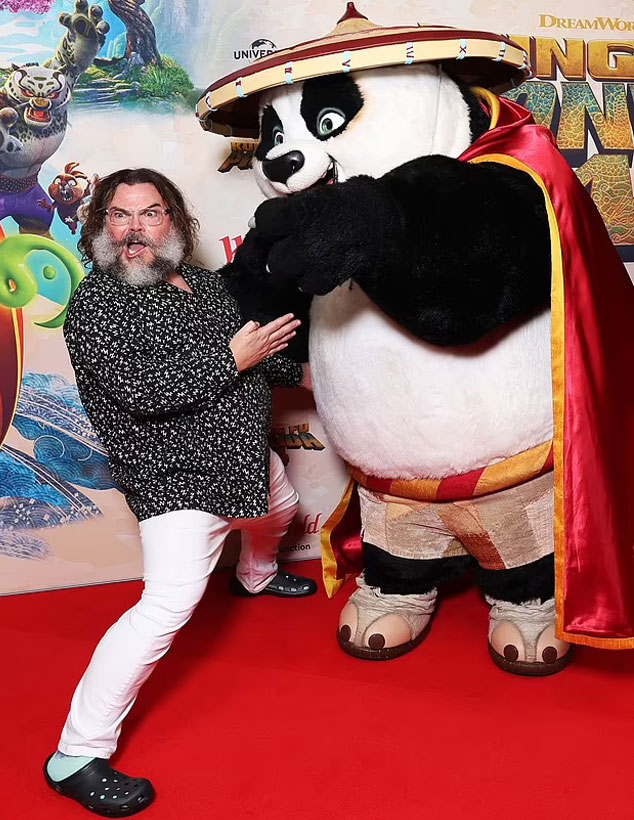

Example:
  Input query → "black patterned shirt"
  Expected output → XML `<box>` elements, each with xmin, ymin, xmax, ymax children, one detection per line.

<box><xmin>63</xmin><ymin>262</ymin><xmax>302</xmax><ymax>521</ymax></box>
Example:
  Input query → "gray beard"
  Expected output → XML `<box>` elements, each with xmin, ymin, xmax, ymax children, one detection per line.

<box><xmin>92</xmin><ymin>226</ymin><xmax>186</xmax><ymax>287</ymax></box>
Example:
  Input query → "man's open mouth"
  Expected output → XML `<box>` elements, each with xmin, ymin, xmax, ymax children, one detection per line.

<box><xmin>124</xmin><ymin>241</ymin><xmax>149</xmax><ymax>259</ymax></box>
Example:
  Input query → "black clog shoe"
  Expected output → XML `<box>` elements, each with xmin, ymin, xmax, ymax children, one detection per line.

<box><xmin>43</xmin><ymin>755</ymin><xmax>155</xmax><ymax>817</ymax></box>
<box><xmin>230</xmin><ymin>571</ymin><xmax>318</xmax><ymax>598</ymax></box>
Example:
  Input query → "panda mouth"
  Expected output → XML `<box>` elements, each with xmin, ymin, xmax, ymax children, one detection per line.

<box><xmin>310</xmin><ymin>161</ymin><xmax>338</xmax><ymax>189</ymax></box>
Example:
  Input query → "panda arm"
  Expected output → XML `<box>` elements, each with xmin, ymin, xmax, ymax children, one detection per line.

<box><xmin>354</xmin><ymin>155</ymin><xmax>552</xmax><ymax>345</ymax></box>
<box><xmin>255</xmin><ymin>155</ymin><xmax>551</xmax><ymax>346</ymax></box>
<box><xmin>220</xmin><ymin>229</ymin><xmax>312</xmax><ymax>362</ymax></box>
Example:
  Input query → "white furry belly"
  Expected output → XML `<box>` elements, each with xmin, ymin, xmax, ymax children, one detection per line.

<box><xmin>309</xmin><ymin>283</ymin><xmax>553</xmax><ymax>479</ymax></box>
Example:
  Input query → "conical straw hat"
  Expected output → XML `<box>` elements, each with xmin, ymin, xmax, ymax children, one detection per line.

<box><xmin>197</xmin><ymin>2</ymin><xmax>530</xmax><ymax>137</ymax></box>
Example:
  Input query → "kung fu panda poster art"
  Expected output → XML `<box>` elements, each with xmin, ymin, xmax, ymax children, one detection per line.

<box><xmin>199</xmin><ymin>4</ymin><xmax>634</xmax><ymax>674</ymax></box>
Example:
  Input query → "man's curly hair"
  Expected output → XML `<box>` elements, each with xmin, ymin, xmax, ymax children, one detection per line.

<box><xmin>78</xmin><ymin>168</ymin><xmax>200</xmax><ymax>266</ymax></box>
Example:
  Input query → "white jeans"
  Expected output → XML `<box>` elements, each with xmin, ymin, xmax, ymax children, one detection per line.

<box><xmin>58</xmin><ymin>450</ymin><xmax>298</xmax><ymax>758</ymax></box>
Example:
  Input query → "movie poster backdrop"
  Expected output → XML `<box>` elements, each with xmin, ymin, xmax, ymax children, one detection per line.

<box><xmin>0</xmin><ymin>0</ymin><xmax>632</xmax><ymax>593</ymax></box>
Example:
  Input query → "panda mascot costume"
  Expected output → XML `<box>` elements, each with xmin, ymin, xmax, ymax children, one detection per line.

<box><xmin>198</xmin><ymin>4</ymin><xmax>634</xmax><ymax>674</ymax></box>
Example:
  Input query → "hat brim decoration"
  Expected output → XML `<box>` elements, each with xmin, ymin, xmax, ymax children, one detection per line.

<box><xmin>197</xmin><ymin>2</ymin><xmax>531</xmax><ymax>138</ymax></box>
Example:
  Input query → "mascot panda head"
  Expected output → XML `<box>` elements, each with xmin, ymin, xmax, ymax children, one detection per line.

<box><xmin>198</xmin><ymin>3</ymin><xmax>529</xmax><ymax>180</ymax></box>
<box><xmin>252</xmin><ymin>65</ymin><xmax>486</xmax><ymax>198</ymax></box>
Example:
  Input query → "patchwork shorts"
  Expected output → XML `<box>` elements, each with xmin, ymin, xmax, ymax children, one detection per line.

<box><xmin>358</xmin><ymin>470</ymin><xmax>554</xmax><ymax>571</ymax></box>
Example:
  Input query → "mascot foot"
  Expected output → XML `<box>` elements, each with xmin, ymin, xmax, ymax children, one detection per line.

<box><xmin>337</xmin><ymin>574</ymin><xmax>437</xmax><ymax>661</ymax></box>
<box><xmin>487</xmin><ymin>596</ymin><xmax>571</xmax><ymax>676</ymax></box>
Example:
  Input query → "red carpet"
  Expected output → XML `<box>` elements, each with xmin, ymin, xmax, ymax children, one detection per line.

<box><xmin>3</xmin><ymin>559</ymin><xmax>634</xmax><ymax>820</ymax></box>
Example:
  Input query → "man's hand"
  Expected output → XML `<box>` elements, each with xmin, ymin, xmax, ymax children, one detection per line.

<box><xmin>229</xmin><ymin>313</ymin><xmax>300</xmax><ymax>373</ymax></box>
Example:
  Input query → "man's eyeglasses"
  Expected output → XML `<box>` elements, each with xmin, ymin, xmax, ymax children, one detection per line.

<box><xmin>105</xmin><ymin>207</ymin><xmax>171</xmax><ymax>227</ymax></box>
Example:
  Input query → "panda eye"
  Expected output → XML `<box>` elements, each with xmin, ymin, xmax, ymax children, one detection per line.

<box><xmin>272</xmin><ymin>126</ymin><xmax>284</xmax><ymax>146</ymax></box>
<box><xmin>317</xmin><ymin>108</ymin><xmax>346</xmax><ymax>137</ymax></box>
<box><xmin>22</xmin><ymin>88</ymin><xmax>34</xmax><ymax>97</ymax></box>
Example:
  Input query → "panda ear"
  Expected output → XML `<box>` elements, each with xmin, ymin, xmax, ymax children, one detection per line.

<box><xmin>11</xmin><ymin>63</ymin><xmax>21</xmax><ymax>71</ymax></box>
<box><xmin>458</xmin><ymin>84</ymin><xmax>491</xmax><ymax>143</ymax></box>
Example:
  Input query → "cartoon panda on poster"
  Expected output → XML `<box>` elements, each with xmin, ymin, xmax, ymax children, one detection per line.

<box><xmin>199</xmin><ymin>4</ymin><xmax>634</xmax><ymax>673</ymax></box>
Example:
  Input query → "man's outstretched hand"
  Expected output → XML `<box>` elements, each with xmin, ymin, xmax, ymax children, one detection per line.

<box><xmin>229</xmin><ymin>313</ymin><xmax>300</xmax><ymax>372</ymax></box>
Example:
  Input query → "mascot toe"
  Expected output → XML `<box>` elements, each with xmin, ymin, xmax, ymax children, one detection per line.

<box><xmin>200</xmin><ymin>3</ymin><xmax>634</xmax><ymax>674</ymax></box>
<box><xmin>338</xmin><ymin>575</ymin><xmax>437</xmax><ymax>660</ymax></box>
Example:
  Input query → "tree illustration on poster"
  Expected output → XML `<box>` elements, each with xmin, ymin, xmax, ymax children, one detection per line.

<box><xmin>107</xmin><ymin>0</ymin><xmax>161</xmax><ymax>68</ymax></box>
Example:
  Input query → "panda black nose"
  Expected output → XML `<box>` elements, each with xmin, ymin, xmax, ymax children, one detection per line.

<box><xmin>262</xmin><ymin>151</ymin><xmax>305</xmax><ymax>184</ymax></box>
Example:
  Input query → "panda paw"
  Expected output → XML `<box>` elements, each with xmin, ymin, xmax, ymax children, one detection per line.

<box><xmin>251</xmin><ymin>179</ymin><xmax>385</xmax><ymax>295</ymax></box>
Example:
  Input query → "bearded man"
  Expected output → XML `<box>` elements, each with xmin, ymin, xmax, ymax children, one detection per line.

<box><xmin>43</xmin><ymin>168</ymin><xmax>315</xmax><ymax>816</ymax></box>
